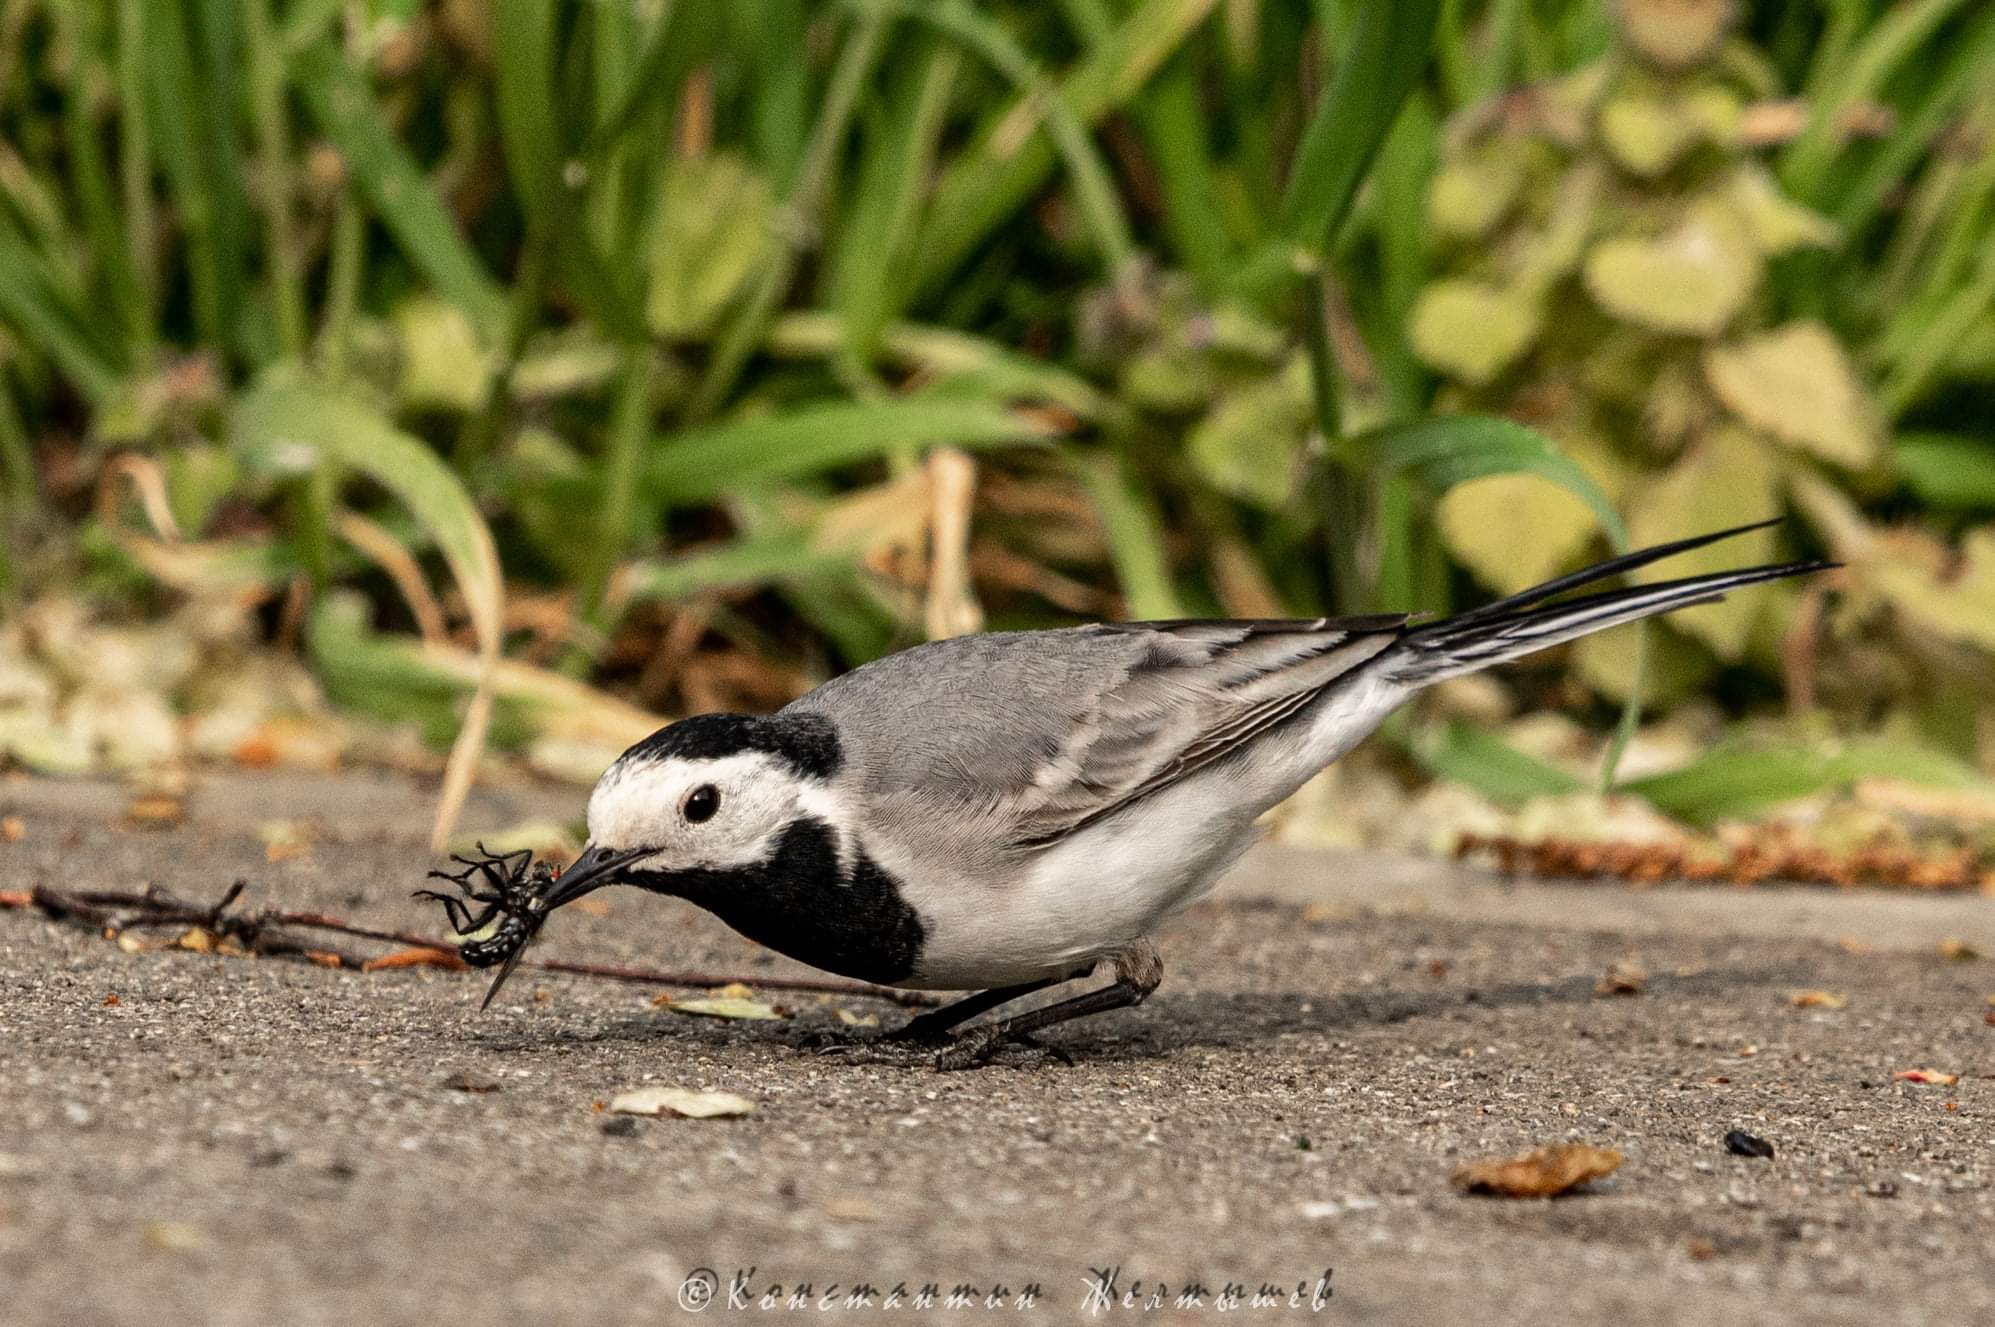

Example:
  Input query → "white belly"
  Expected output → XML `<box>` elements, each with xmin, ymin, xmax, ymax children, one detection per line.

<box><xmin>902</xmin><ymin>669</ymin><xmax>1405</xmax><ymax>990</ymax></box>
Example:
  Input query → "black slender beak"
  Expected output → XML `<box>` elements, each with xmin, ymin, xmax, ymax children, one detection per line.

<box><xmin>537</xmin><ymin>842</ymin><xmax>647</xmax><ymax>912</ymax></box>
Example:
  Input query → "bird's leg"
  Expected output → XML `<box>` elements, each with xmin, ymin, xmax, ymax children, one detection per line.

<box><xmin>887</xmin><ymin>978</ymin><xmax>1060</xmax><ymax>1043</ymax></box>
<box><xmin>936</xmin><ymin>941</ymin><xmax>1163</xmax><ymax>1071</ymax></box>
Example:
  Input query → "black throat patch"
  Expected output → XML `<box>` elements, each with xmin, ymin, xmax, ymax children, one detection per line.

<box><xmin>627</xmin><ymin>817</ymin><xmax>925</xmax><ymax>986</ymax></box>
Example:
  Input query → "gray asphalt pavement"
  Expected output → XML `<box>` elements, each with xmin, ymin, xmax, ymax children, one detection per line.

<box><xmin>2</xmin><ymin>773</ymin><xmax>1991</xmax><ymax>1326</ymax></box>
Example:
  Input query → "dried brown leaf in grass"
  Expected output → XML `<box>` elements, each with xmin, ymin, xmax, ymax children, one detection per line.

<box><xmin>1453</xmin><ymin>1142</ymin><xmax>1624</xmax><ymax>1198</ymax></box>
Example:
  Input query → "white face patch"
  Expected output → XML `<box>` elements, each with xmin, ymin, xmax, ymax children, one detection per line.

<box><xmin>585</xmin><ymin>750</ymin><xmax>850</xmax><ymax>876</ymax></box>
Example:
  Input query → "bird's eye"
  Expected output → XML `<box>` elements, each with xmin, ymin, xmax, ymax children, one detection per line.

<box><xmin>683</xmin><ymin>784</ymin><xmax>721</xmax><ymax>824</ymax></box>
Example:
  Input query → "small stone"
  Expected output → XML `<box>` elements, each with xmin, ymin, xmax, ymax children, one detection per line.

<box><xmin>1724</xmin><ymin>1130</ymin><xmax>1774</xmax><ymax>1159</ymax></box>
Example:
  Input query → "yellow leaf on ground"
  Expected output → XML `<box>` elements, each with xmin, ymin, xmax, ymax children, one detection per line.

<box><xmin>668</xmin><ymin>997</ymin><xmax>784</xmax><ymax>1021</ymax></box>
<box><xmin>1892</xmin><ymin>1068</ymin><xmax>1959</xmax><ymax>1086</ymax></box>
<box><xmin>361</xmin><ymin>947</ymin><xmax>466</xmax><ymax>973</ymax></box>
<box><xmin>608</xmin><ymin>1087</ymin><xmax>755</xmax><ymax>1119</ymax></box>
<box><xmin>1453</xmin><ymin>1142</ymin><xmax>1624</xmax><ymax>1197</ymax></box>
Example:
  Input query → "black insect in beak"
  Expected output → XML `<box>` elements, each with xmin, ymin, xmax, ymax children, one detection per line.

<box><xmin>416</xmin><ymin>842</ymin><xmax>646</xmax><ymax>1009</ymax></box>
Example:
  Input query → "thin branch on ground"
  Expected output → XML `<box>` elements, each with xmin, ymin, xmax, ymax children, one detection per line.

<box><xmin>2</xmin><ymin>880</ymin><xmax>940</xmax><ymax>1007</ymax></box>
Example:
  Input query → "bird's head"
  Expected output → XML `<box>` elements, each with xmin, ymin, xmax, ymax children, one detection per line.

<box><xmin>539</xmin><ymin>711</ymin><xmax>844</xmax><ymax>911</ymax></box>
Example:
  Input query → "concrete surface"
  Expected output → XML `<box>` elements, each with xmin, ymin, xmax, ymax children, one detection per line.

<box><xmin>2</xmin><ymin>771</ymin><xmax>1991</xmax><ymax>1325</ymax></box>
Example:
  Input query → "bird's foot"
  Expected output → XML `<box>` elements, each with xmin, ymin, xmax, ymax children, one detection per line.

<box><xmin>934</xmin><ymin>1029</ymin><xmax>1073</xmax><ymax>1071</ymax></box>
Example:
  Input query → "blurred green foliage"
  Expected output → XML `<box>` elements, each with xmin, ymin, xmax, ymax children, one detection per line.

<box><xmin>0</xmin><ymin>0</ymin><xmax>1992</xmax><ymax>803</ymax></box>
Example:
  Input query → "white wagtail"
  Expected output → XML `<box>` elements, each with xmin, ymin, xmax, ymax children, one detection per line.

<box><xmin>505</xmin><ymin>521</ymin><xmax>1827</xmax><ymax>1067</ymax></box>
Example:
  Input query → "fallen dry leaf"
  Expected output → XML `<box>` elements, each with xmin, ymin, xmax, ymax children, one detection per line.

<box><xmin>607</xmin><ymin>1087</ymin><xmax>755</xmax><ymax>1119</ymax></box>
<box><xmin>1</xmin><ymin>816</ymin><xmax>22</xmax><ymax>842</ymax></box>
<box><xmin>1939</xmin><ymin>938</ymin><xmax>1981</xmax><ymax>962</ymax></box>
<box><xmin>1790</xmin><ymin>989</ymin><xmax>1848</xmax><ymax>1009</ymax></box>
<box><xmin>102</xmin><ymin>993</ymin><xmax>120</xmax><ymax>1007</ymax></box>
<box><xmin>1595</xmin><ymin>962</ymin><xmax>1648</xmax><ymax>996</ymax></box>
<box><xmin>124</xmin><ymin>795</ymin><xmax>185</xmax><ymax>826</ymax></box>
<box><xmin>361</xmin><ymin>946</ymin><xmax>466</xmax><ymax>973</ymax></box>
<box><xmin>836</xmin><ymin>1008</ymin><xmax>881</xmax><ymax>1028</ymax></box>
<box><xmin>1453</xmin><ymin>1142</ymin><xmax>1624</xmax><ymax>1198</ymax></box>
<box><xmin>0</xmin><ymin>890</ymin><xmax>29</xmax><ymax>909</ymax></box>
<box><xmin>668</xmin><ymin>996</ymin><xmax>783</xmax><ymax>1021</ymax></box>
<box><xmin>1892</xmin><ymin>1068</ymin><xmax>1960</xmax><ymax>1086</ymax></box>
<box><xmin>142</xmin><ymin>1220</ymin><xmax>209</xmax><ymax>1253</ymax></box>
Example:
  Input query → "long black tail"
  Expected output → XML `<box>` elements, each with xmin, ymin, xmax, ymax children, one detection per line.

<box><xmin>1389</xmin><ymin>520</ymin><xmax>1834</xmax><ymax>685</ymax></box>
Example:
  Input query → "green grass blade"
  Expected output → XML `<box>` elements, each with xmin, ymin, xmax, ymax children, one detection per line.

<box><xmin>913</xmin><ymin>0</ymin><xmax>1217</xmax><ymax>300</ymax></box>
<box><xmin>877</xmin><ymin>0</ymin><xmax>1136</xmax><ymax>276</ymax></box>
<box><xmin>1894</xmin><ymin>433</ymin><xmax>1995</xmax><ymax>510</ymax></box>
<box><xmin>1074</xmin><ymin>451</ymin><xmax>1186</xmax><ymax>619</ymax></box>
<box><xmin>1277</xmin><ymin>0</ymin><xmax>1441</xmax><ymax>252</ymax></box>
<box><xmin>0</xmin><ymin>226</ymin><xmax>124</xmax><ymax>404</ymax></box>
<box><xmin>1349</xmin><ymin>415</ymin><xmax>1629</xmax><ymax>552</ymax></box>
<box><xmin>1406</xmin><ymin>719</ymin><xmax>1585</xmax><ymax>805</ymax></box>
<box><xmin>294</xmin><ymin>44</ymin><xmax>509</xmax><ymax>343</ymax></box>
<box><xmin>649</xmin><ymin>398</ymin><xmax>1058</xmax><ymax>502</ymax></box>
<box><xmin>621</xmin><ymin>534</ymin><xmax>859</xmax><ymax>604</ymax></box>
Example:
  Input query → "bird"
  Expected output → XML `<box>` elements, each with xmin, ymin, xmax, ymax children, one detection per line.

<box><xmin>523</xmin><ymin>520</ymin><xmax>1829</xmax><ymax>1068</ymax></box>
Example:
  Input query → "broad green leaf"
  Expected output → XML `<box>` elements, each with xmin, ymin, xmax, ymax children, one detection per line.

<box><xmin>1348</xmin><ymin>416</ymin><xmax>1628</xmax><ymax>552</ymax></box>
<box><xmin>1616</xmin><ymin>0</ymin><xmax>1735</xmax><ymax>69</ymax></box>
<box><xmin>394</xmin><ymin>297</ymin><xmax>489</xmax><ymax>413</ymax></box>
<box><xmin>1725</xmin><ymin>164</ymin><xmax>1838</xmax><ymax>255</ymax></box>
<box><xmin>1583</xmin><ymin>195</ymin><xmax>1761</xmax><ymax>336</ymax></box>
<box><xmin>1407</xmin><ymin>720</ymin><xmax>1585</xmax><ymax>805</ymax></box>
<box><xmin>1894</xmin><ymin>434</ymin><xmax>1995</xmax><ymax>510</ymax></box>
<box><xmin>1868</xmin><ymin>526</ymin><xmax>1995</xmax><ymax>654</ymax></box>
<box><xmin>1704</xmin><ymin>322</ymin><xmax>1881</xmax><ymax>469</ymax></box>
<box><xmin>1598</xmin><ymin>92</ymin><xmax>1700</xmax><ymax>178</ymax></box>
<box><xmin>1408</xmin><ymin>280</ymin><xmax>1543</xmax><ymax>387</ymax></box>
<box><xmin>1186</xmin><ymin>357</ymin><xmax>1312</xmax><ymax>508</ymax></box>
<box><xmin>647</xmin><ymin>399</ymin><xmax>1058</xmax><ymax>502</ymax></box>
<box><xmin>647</xmin><ymin>154</ymin><xmax>776</xmax><ymax>340</ymax></box>
<box><xmin>1426</xmin><ymin>145</ymin><xmax>1525</xmax><ymax>243</ymax></box>
<box><xmin>1436</xmin><ymin>457</ymin><xmax>1615</xmax><ymax>597</ymax></box>
<box><xmin>1573</xmin><ymin>616</ymin><xmax>1712</xmax><ymax>704</ymax></box>
<box><xmin>1626</xmin><ymin>426</ymin><xmax>1780</xmax><ymax>660</ymax></box>
<box><xmin>1623</xmin><ymin>740</ymin><xmax>1992</xmax><ymax>827</ymax></box>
